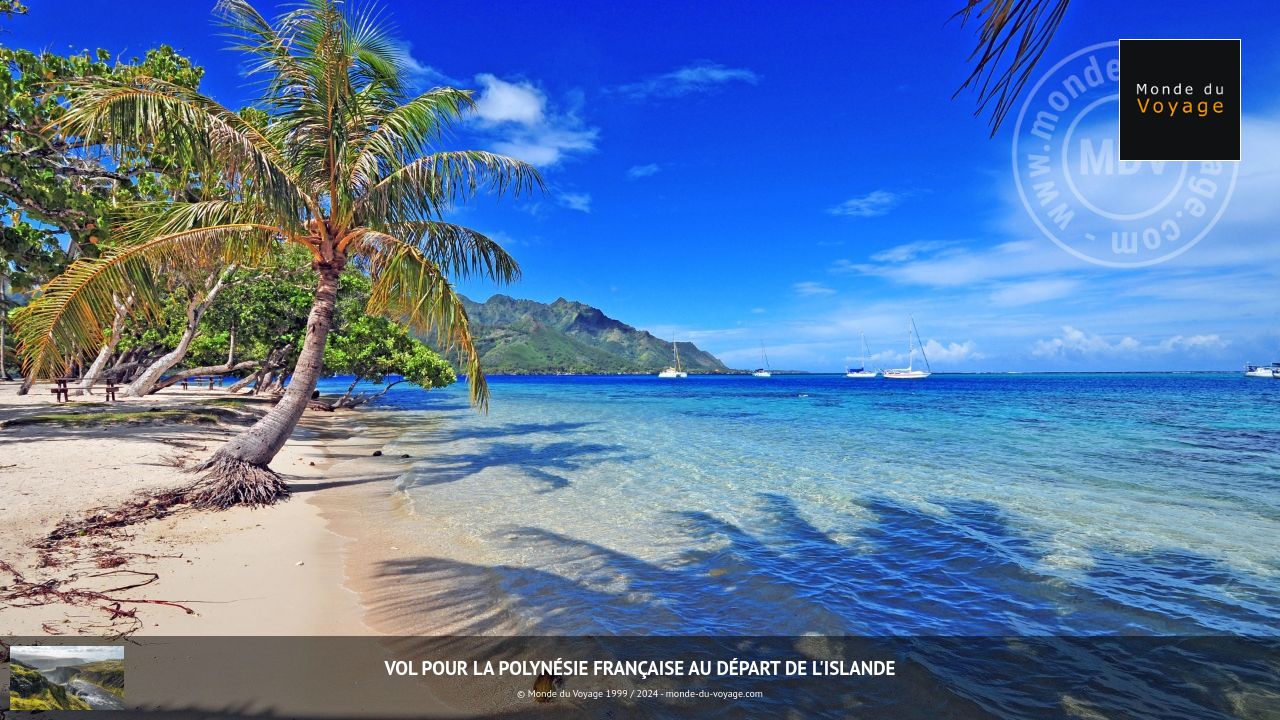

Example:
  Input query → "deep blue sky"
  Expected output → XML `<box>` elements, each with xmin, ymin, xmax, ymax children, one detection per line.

<box><xmin>8</xmin><ymin>1</ymin><xmax>1280</xmax><ymax>370</ymax></box>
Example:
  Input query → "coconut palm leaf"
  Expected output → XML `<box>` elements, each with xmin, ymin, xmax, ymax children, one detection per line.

<box><xmin>15</xmin><ymin>224</ymin><xmax>281</xmax><ymax>379</ymax></box>
<box><xmin>372</xmin><ymin>221</ymin><xmax>521</xmax><ymax>283</ymax></box>
<box><xmin>954</xmin><ymin>0</ymin><xmax>1071</xmax><ymax>135</ymax></box>
<box><xmin>359</xmin><ymin>150</ymin><xmax>544</xmax><ymax>225</ymax></box>
<box><xmin>358</xmin><ymin>231</ymin><xmax>489</xmax><ymax>410</ymax></box>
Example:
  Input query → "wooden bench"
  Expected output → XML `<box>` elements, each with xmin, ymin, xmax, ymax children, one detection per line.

<box><xmin>49</xmin><ymin>377</ymin><xmax>72</xmax><ymax>402</ymax></box>
<box><xmin>104</xmin><ymin>381</ymin><xmax>118</xmax><ymax>402</ymax></box>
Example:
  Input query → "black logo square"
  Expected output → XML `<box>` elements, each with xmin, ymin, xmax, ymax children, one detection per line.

<box><xmin>1119</xmin><ymin>39</ymin><xmax>1240</xmax><ymax>161</ymax></box>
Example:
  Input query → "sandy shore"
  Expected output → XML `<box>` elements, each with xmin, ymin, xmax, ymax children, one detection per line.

<box><xmin>0</xmin><ymin>381</ymin><xmax>407</xmax><ymax>637</ymax></box>
<box><xmin>0</xmin><ymin>382</ymin><xmax>572</xmax><ymax>717</ymax></box>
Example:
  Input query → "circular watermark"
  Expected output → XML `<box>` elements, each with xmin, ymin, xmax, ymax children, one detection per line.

<box><xmin>1012</xmin><ymin>42</ymin><xmax>1238</xmax><ymax>267</ymax></box>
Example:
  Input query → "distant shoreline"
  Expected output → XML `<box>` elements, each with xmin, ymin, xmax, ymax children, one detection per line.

<box><xmin>474</xmin><ymin>369</ymin><xmax>1249</xmax><ymax>377</ymax></box>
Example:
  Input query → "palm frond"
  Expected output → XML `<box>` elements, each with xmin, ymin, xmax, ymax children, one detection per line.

<box><xmin>348</xmin><ymin>87</ymin><xmax>475</xmax><ymax>193</ymax></box>
<box><xmin>953</xmin><ymin>0</ymin><xmax>1071</xmax><ymax>135</ymax></box>
<box><xmin>358</xmin><ymin>150</ymin><xmax>544</xmax><ymax>224</ymax></box>
<box><xmin>55</xmin><ymin>74</ymin><xmax>320</xmax><ymax>222</ymax></box>
<box><xmin>115</xmin><ymin>198</ymin><xmax>300</xmax><ymax>245</ymax></box>
<box><xmin>359</xmin><ymin>231</ymin><xmax>489</xmax><ymax>410</ymax></box>
<box><xmin>14</xmin><ymin>225</ymin><xmax>282</xmax><ymax>379</ymax></box>
<box><xmin>214</xmin><ymin>0</ymin><xmax>312</xmax><ymax>104</ymax></box>
<box><xmin>347</xmin><ymin>221</ymin><xmax>520</xmax><ymax>283</ymax></box>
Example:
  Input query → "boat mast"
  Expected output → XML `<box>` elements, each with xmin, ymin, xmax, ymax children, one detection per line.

<box><xmin>906</xmin><ymin>323</ymin><xmax>914</xmax><ymax>371</ymax></box>
<box><xmin>673</xmin><ymin>339</ymin><xmax>682</xmax><ymax>372</ymax></box>
<box><xmin>911</xmin><ymin>316</ymin><xmax>931</xmax><ymax>373</ymax></box>
<box><xmin>760</xmin><ymin>341</ymin><xmax>770</xmax><ymax>370</ymax></box>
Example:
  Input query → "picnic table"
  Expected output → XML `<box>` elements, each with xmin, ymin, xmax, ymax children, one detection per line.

<box><xmin>180</xmin><ymin>376</ymin><xmax>224</xmax><ymax>390</ymax></box>
<box><xmin>50</xmin><ymin>377</ymin><xmax>72</xmax><ymax>402</ymax></box>
<box><xmin>49</xmin><ymin>378</ymin><xmax>118</xmax><ymax>402</ymax></box>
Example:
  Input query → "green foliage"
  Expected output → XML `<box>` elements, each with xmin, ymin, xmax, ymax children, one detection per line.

<box><xmin>66</xmin><ymin>660</ymin><xmax>125</xmax><ymax>698</ymax></box>
<box><xmin>0</xmin><ymin>0</ymin><xmax>28</xmax><ymax>18</ymax></box>
<box><xmin>182</xmin><ymin>248</ymin><xmax>316</xmax><ymax>368</ymax></box>
<box><xmin>0</xmin><ymin>44</ymin><xmax>203</xmax><ymax>254</ymax></box>
<box><xmin>324</xmin><ymin>272</ymin><xmax>455</xmax><ymax>391</ymax></box>
<box><xmin>14</xmin><ymin>0</ymin><xmax>539</xmax><ymax>411</ymax></box>
<box><xmin>8</xmin><ymin>662</ymin><xmax>92</xmax><ymax>711</ymax></box>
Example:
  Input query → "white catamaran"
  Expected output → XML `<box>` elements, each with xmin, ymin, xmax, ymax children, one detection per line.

<box><xmin>846</xmin><ymin>332</ymin><xmax>878</xmax><ymax>378</ymax></box>
<box><xmin>1244</xmin><ymin>363</ymin><xmax>1279</xmax><ymax>378</ymax></box>
<box><xmin>753</xmin><ymin>341</ymin><xmax>772</xmax><ymax>377</ymax></box>
<box><xmin>883</xmin><ymin>318</ymin><xmax>931</xmax><ymax>379</ymax></box>
<box><xmin>658</xmin><ymin>339</ymin><xmax>688</xmax><ymax>378</ymax></box>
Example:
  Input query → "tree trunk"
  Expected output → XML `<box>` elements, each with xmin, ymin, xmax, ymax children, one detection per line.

<box><xmin>254</xmin><ymin>370</ymin><xmax>274</xmax><ymax>395</ymax></box>
<box><xmin>18</xmin><ymin>373</ymin><xmax>33</xmax><ymax>395</ymax></box>
<box><xmin>154</xmin><ymin>360</ymin><xmax>258</xmax><ymax>391</ymax></box>
<box><xmin>191</xmin><ymin>264</ymin><xmax>342</xmax><ymax>508</ymax></box>
<box><xmin>1</xmin><ymin>299</ymin><xmax>9</xmax><ymax>381</ymax></box>
<box><xmin>76</xmin><ymin>292</ymin><xmax>133</xmax><ymax>394</ymax></box>
<box><xmin>123</xmin><ymin>267</ymin><xmax>232</xmax><ymax>397</ymax></box>
<box><xmin>335</xmin><ymin>375</ymin><xmax>361</xmax><ymax>407</ymax></box>
<box><xmin>333</xmin><ymin>379</ymin><xmax>404</xmax><ymax>409</ymax></box>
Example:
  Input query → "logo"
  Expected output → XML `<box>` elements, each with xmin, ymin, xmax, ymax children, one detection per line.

<box><xmin>1012</xmin><ymin>42</ymin><xmax>1238</xmax><ymax>268</ymax></box>
<box><xmin>1119</xmin><ymin>39</ymin><xmax>1240</xmax><ymax>161</ymax></box>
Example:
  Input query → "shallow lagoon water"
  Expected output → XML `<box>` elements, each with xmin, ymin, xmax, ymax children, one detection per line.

<box><xmin>323</xmin><ymin>373</ymin><xmax>1280</xmax><ymax>638</ymax></box>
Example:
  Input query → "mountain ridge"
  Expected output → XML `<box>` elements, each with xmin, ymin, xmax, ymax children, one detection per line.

<box><xmin>457</xmin><ymin>294</ymin><xmax>729</xmax><ymax>375</ymax></box>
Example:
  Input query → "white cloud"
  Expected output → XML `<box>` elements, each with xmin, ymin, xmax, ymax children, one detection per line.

<box><xmin>988</xmin><ymin>279</ymin><xmax>1078</xmax><ymax>307</ymax></box>
<box><xmin>922</xmin><ymin>339</ymin><xmax>983</xmax><ymax>363</ymax></box>
<box><xmin>557</xmin><ymin>192</ymin><xmax>592</xmax><ymax>213</ymax></box>
<box><xmin>793</xmin><ymin>281</ymin><xmax>836</xmax><ymax>297</ymax></box>
<box><xmin>471</xmin><ymin>74</ymin><xmax>597</xmax><ymax>167</ymax></box>
<box><xmin>869</xmin><ymin>240</ymin><xmax>956</xmax><ymax>264</ymax></box>
<box><xmin>1153</xmin><ymin>334</ymin><xmax>1227</xmax><ymax>352</ymax></box>
<box><xmin>750</xmin><ymin>307</ymin><xmax>767</xmax><ymax>314</ymax></box>
<box><xmin>1031</xmin><ymin>326</ymin><xmax>1225</xmax><ymax>357</ymax></box>
<box><xmin>11</xmin><ymin>646</ymin><xmax>124</xmax><ymax>663</ymax></box>
<box><xmin>397</xmin><ymin>44</ymin><xmax>462</xmax><ymax>88</ymax></box>
<box><xmin>627</xmin><ymin>163</ymin><xmax>661</xmax><ymax>179</ymax></box>
<box><xmin>616</xmin><ymin>61</ymin><xmax>758</xmax><ymax>99</ymax></box>
<box><xmin>828</xmin><ymin>190</ymin><xmax>910</xmax><ymax>218</ymax></box>
<box><xmin>473</xmin><ymin>74</ymin><xmax>545</xmax><ymax>124</ymax></box>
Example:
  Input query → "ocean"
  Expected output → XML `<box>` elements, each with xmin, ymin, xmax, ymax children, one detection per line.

<box><xmin>329</xmin><ymin>372</ymin><xmax>1278</xmax><ymax>637</ymax></box>
<box><xmin>318</xmin><ymin>372</ymin><xmax>1280</xmax><ymax>716</ymax></box>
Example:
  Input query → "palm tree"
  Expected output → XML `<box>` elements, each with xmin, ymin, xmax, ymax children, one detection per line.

<box><xmin>15</xmin><ymin>0</ymin><xmax>541</xmax><ymax>507</ymax></box>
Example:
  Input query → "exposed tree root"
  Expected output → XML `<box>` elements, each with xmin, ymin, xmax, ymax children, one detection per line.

<box><xmin>186</xmin><ymin>455</ymin><xmax>291</xmax><ymax>509</ymax></box>
<box><xmin>42</xmin><ymin>484</ymin><xmax>196</xmax><ymax>545</ymax></box>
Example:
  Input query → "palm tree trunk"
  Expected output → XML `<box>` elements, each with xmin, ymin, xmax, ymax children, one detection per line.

<box><xmin>191</xmin><ymin>264</ymin><xmax>342</xmax><ymax>508</ymax></box>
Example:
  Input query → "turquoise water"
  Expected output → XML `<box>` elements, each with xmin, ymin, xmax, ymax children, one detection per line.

<box><xmin>326</xmin><ymin>373</ymin><xmax>1280</xmax><ymax>638</ymax></box>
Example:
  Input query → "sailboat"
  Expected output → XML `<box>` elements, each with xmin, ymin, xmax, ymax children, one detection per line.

<box><xmin>846</xmin><ymin>332</ymin><xmax>878</xmax><ymax>378</ymax></box>
<box><xmin>752</xmin><ymin>341</ymin><xmax>772</xmax><ymax>377</ymax></box>
<box><xmin>658</xmin><ymin>338</ymin><xmax>688</xmax><ymax>378</ymax></box>
<box><xmin>883</xmin><ymin>318</ymin><xmax>931</xmax><ymax>379</ymax></box>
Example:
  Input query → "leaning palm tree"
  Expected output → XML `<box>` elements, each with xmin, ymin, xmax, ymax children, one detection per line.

<box><xmin>15</xmin><ymin>0</ymin><xmax>541</xmax><ymax>507</ymax></box>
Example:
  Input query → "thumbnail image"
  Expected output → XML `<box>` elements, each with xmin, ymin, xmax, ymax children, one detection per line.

<box><xmin>8</xmin><ymin>646</ymin><xmax>124</xmax><ymax>711</ymax></box>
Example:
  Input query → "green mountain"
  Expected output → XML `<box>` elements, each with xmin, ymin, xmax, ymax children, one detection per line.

<box><xmin>9</xmin><ymin>660</ymin><xmax>92</xmax><ymax>711</ymax></box>
<box><xmin>68</xmin><ymin>660</ymin><xmax>125</xmax><ymax>698</ymax></box>
<box><xmin>458</xmin><ymin>295</ymin><xmax>729</xmax><ymax>374</ymax></box>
